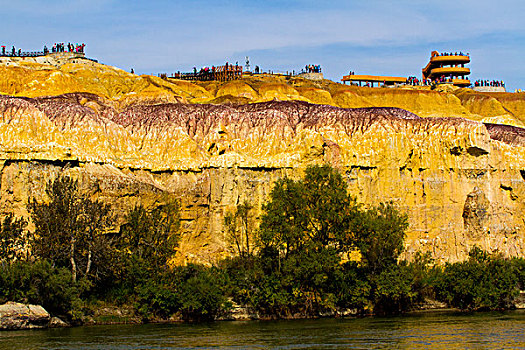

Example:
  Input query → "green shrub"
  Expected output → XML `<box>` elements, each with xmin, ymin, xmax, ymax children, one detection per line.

<box><xmin>434</xmin><ymin>248</ymin><xmax>520</xmax><ymax>310</ymax></box>
<box><xmin>0</xmin><ymin>260</ymin><xmax>82</xmax><ymax>321</ymax></box>
<box><xmin>176</xmin><ymin>265</ymin><xmax>229</xmax><ymax>321</ymax></box>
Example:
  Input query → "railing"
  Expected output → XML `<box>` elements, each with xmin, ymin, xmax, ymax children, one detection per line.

<box><xmin>0</xmin><ymin>51</ymin><xmax>45</xmax><ymax>57</ymax></box>
<box><xmin>168</xmin><ymin>64</ymin><xmax>243</xmax><ymax>82</ymax></box>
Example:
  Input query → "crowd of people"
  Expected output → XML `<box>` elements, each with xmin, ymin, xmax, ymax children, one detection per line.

<box><xmin>436</xmin><ymin>51</ymin><xmax>469</xmax><ymax>57</ymax></box>
<box><xmin>474</xmin><ymin>80</ymin><xmax>505</xmax><ymax>87</ymax></box>
<box><xmin>51</xmin><ymin>43</ymin><xmax>85</xmax><ymax>54</ymax></box>
<box><xmin>171</xmin><ymin>62</ymin><xmax>243</xmax><ymax>82</ymax></box>
<box><xmin>304</xmin><ymin>64</ymin><xmax>321</xmax><ymax>73</ymax></box>
<box><xmin>406</xmin><ymin>76</ymin><xmax>432</xmax><ymax>86</ymax></box>
<box><xmin>1</xmin><ymin>45</ymin><xmax>23</xmax><ymax>56</ymax></box>
<box><xmin>0</xmin><ymin>43</ymin><xmax>85</xmax><ymax>57</ymax></box>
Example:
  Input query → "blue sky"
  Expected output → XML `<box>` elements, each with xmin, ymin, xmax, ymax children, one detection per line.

<box><xmin>1</xmin><ymin>0</ymin><xmax>524</xmax><ymax>91</ymax></box>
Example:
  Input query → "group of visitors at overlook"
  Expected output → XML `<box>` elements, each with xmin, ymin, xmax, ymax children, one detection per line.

<box><xmin>50</xmin><ymin>43</ymin><xmax>85</xmax><ymax>54</ymax></box>
<box><xmin>304</xmin><ymin>64</ymin><xmax>321</xmax><ymax>73</ymax></box>
<box><xmin>406</xmin><ymin>76</ymin><xmax>432</xmax><ymax>86</ymax></box>
<box><xmin>0</xmin><ymin>42</ymin><xmax>85</xmax><ymax>57</ymax></box>
<box><xmin>437</xmin><ymin>51</ymin><xmax>469</xmax><ymax>57</ymax></box>
<box><xmin>474</xmin><ymin>79</ymin><xmax>505</xmax><ymax>87</ymax></box>
<box><xmin>0</xmin><ymin>45</ymin><xmax>22</xmax><ymax>57</ymax></box>
<box><xmin>169</xmin><ymin>62</ymin><xmax>243</xmax><ymax>82</ymax></box>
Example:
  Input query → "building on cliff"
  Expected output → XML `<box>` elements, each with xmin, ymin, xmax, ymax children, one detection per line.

<box><xmin>342</xmin><ymin>50</ymin><xmax>474</xmax><ymax>88</ymax></box>
<box><xmin>422</xmin><ymin>51</ymin><xmax>471</xmax><ymax>87</ymax></box>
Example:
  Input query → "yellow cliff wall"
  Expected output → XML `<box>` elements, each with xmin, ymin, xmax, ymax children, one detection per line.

<box><xmin>1</xmin><ymin>93</ymin><xmax>525</xmax><ymax>264</ymax></box>
<box><xmin>1</xmin><ymin>56</ymin><xmax>525</xmax><ymax>264</ymax></box>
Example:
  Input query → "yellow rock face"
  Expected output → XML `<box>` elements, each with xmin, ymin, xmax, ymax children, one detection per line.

<box><xmin>1</xmin><ymin>55</ymin><xmax>525</xmax><ymax>264</ymax></box>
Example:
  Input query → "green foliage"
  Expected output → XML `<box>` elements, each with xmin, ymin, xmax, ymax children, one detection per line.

<box><xmin>372</xmin><ymin>263</ymin><xmax>417</xmax><ymax>314</ymax></box>
<box><xmin>29</xmin><ymin>175</ymin><xmax>115</xmax><ymax>282</ymax></box>
<box><xmin>134</xmin><ymin>277</ymin><xmax>181</xmax><ymax>319</ymax></box>
<box><xmin>118</xmin><ymin>199</ymin><xmax>180</xmax><ymax>272</ymax></box>
<box><xmin>224</xmin><ymin>201</ymin><xmax>255</xmax><ymax>257</ymax></box>
<box><xmin>134</xmin><ymin>264</ymin><xmax>228</xmax><ymax>321</ymax></box>
<box><xmin>0</xmin><ymin>260</ymin><xmax>82</xmax><ymax>320</ymax></box>
<box><xmin>512</xmin><ymin>258</ymin><xmax>525</xmax><ymax>290</ymax></box>
<box><xmin>0</xmin><ymin>214</ymin><xmax>27</xmax><ymax>262</ymax></box>
<box><xmin>177</xmin><ymin>265</ymin><xmax>228</xmax><ymax>321</ymax></box>
<box><xmin>253</xmin><ymin>164</ymin><xmax>411</xmax><ymax>316</ymax></box>
<box><xmin>259</xmin><ymin>165</ymin><xmax>358</xmax><ymax>256</ymax></box>
<box><xmin>353</xmin><ymin>202</ymin><xmax>408</xmax><ymax>274</ymax></box>
<box><xmin>434</xmin><ymin>247</ymin><xmax>520</xmax><ymax>310</ymax></box>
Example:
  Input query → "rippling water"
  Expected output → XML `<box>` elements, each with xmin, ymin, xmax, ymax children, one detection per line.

<box><xmin>1</xmin><ymin>311</ymin><xmax>524</xmax><ymax>349</ymax></box>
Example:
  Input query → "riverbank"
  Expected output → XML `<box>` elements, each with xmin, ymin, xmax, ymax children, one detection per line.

<box><xmin>6</xmin><ymin>294</ymin><xmax>524</xmax><ymax>331</ymax></box>
<box><xmin>2</xmin><ymin>311</ymin><xmax>524</xmax><ymax>349</ymax></box>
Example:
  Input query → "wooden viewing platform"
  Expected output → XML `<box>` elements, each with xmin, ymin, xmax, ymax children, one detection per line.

<box><xmin>0</xmin><ymin>51</ymin><xmax>45</xmax><ymax>57</ymax></box>
<box><xmin>170</xmin><ymin>64</ymin><xmax>243</xmax><ymax>82</ymax></box>
<box><xmin>341</xmin><ymin>74</ymin><xmax>407</xmax><ymax>87</ymax></box>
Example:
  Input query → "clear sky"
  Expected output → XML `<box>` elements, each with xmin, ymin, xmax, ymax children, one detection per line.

<box><xmin>1</xmin><ymin>0</ymin><xmax>524</xmax><ymax>91</ymax></box>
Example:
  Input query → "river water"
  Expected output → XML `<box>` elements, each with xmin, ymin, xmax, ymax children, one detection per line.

<box><xmin>1</xmin><ymin>311</ymin><xmax>524</xmax><ymax>349</ymax></box>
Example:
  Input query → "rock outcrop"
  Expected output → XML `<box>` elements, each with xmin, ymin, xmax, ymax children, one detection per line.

<box><xmin>0</xmin><ymin>302</ymin><xmax>51</xmax><ymax>330</ymax></box>
<box><xmin>0</xmin><ymin>91</ymin><xmax>524</xmax><ymax>263</ymax></box>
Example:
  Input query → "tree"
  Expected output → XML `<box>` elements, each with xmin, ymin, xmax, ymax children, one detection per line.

<box><xmin>258</xmin><ymin>165</ymin><xmax>358</xmax><ymax>257</ymax></box>
<box><xmin>118</xmin><ymin>198</ymin><xmax>180</xmax><ymax>271</ymax></box>
<box><xmin>353</xmin><ymin>202</ymin><xmax>408</xmax><ymax>274</ymax></box>
<box><xmin>0</xmin><ymin>214</ymin><xmax>27</xmax><ymax>263</ymax></box>
<box><xmin>255</xmin><ymin>165</ymin><xmax>363</xmax><ymax>315</ymax></box>
<box><xmin>224</xmin><ymin>201</ymin><xmax>255</xmax><ymax>257</ymax></box>
<box><xmin>29</xmin><ymin>175</ymin><xmax>115</xmax><ymax>282</ymax></box>
<box><xmin>254</xmin><ymin>164</ymin><xmax>411</xmax><ymax>315</ymax></box>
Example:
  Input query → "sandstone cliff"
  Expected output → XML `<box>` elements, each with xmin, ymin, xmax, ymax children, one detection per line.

<box><xmin>1</xmin><ymin>56</ymin><xmax>525</xmax><ymax>264</ymax></box>
<box><xmin>1</xmin><ymin>91</ymin><xmax>525</xmax><ymax>263</ymax></box>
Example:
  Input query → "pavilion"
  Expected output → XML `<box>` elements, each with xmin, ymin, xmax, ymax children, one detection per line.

<box><xmin>422</xmin><ymin>51</ymin><xmax>471</xmax><ymax>87</ymax></box>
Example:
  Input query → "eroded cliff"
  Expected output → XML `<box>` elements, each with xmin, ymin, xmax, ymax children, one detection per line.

<box><xmin>1</xmin><ymin>89</ymin><xmax>525</xmax><ymax>263</ymax></box>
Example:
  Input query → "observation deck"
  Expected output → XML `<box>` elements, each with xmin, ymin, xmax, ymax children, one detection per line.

<box><xmin>341</xmin><ymin>74</ymin><xmax>406</xmax><ymax>87</ymax></box>
<box><xmin>422</xmin><ymin>51</ymin><xmax>471</xmax><ymax>87</ymax></box>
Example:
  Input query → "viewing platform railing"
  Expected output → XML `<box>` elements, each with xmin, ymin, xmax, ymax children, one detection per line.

<box><xmin>0</xmin><ymin>51</ymin><xmax>86</xmax><ymax>58</ymax></box>
<box><xmin>169</xmin><ymin>64</ymin><xmax>243</xmax><ymax>82</ymax></box>
<box><xmin>0</xmin><ymin>51</ymin><xmax>45</xmax><ymax>57</ymax></box>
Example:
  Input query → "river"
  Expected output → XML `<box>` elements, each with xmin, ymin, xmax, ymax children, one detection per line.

<box><xmin>1</xmin><ymin>311</ymin><xmax>524</xmax><ymax>349</ymax></box>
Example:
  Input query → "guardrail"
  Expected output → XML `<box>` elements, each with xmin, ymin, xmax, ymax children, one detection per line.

<box><xmin>0</xmin><ymin>51</ymin><xmax>45</xmax><ymax>57</ymax></box>
<box><xmin>168</xmin><ymin>64</ymin><xmax>243</xmax><ymax>82</ymax></box>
